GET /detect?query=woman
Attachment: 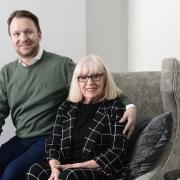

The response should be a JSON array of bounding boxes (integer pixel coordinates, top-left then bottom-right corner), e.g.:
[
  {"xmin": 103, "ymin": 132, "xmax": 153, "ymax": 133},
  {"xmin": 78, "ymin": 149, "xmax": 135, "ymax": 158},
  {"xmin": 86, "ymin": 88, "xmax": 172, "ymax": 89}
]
[{"xmin": 26, "ymin": 55, "xmax": 129, "ymax": 180}]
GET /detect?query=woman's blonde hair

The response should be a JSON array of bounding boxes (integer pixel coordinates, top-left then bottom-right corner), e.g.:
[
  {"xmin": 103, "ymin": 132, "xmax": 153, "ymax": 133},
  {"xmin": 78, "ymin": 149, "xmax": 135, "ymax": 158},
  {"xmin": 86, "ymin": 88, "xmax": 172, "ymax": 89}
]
[{"xmin": 67, "ymin": 55, "xmax": 122, "ymax": 102}]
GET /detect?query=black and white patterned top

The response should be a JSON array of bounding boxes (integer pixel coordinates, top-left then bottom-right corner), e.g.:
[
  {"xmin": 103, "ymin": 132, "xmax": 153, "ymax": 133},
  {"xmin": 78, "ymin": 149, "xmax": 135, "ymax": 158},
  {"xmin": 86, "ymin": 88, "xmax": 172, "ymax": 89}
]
[{"xmin": 45, "ymin": 97, "xmax": 129, "ymax": 179}]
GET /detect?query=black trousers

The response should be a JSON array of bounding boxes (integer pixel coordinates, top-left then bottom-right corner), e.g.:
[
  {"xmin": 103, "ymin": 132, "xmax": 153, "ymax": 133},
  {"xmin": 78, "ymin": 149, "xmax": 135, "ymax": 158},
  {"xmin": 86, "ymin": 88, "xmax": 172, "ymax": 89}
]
[{"xmin": 26, "ymin": 162, "xmax": 108, "ymax": 180}]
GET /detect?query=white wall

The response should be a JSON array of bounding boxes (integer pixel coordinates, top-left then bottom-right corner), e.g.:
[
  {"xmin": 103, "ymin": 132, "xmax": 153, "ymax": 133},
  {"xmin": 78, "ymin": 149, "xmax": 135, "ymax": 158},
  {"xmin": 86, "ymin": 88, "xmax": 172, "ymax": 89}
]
[
  {"xmin": 0, "ymin": 0, "xmax": 86, "ymax": 68},
  {"xmin": 86, "ymin": 0, "xmax": 180, "ymax": 72},
  {"xmin": 86, "ymin": 0, "xmax": 128, "ymax": 72},
  {"xmin": 0, "ymin": 0, "xmax": 85, "ymax": 144},
  {"xmin": 128, "ymin": 0, "xmax": 180, "ymax": 71}
]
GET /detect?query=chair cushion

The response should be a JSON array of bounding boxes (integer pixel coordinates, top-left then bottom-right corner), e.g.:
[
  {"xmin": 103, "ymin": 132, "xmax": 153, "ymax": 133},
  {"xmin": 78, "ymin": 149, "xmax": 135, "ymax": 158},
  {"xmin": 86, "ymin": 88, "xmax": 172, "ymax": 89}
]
[{"xmin": 129, "ymin": 112, "xmax": 173, "ymax": 178}]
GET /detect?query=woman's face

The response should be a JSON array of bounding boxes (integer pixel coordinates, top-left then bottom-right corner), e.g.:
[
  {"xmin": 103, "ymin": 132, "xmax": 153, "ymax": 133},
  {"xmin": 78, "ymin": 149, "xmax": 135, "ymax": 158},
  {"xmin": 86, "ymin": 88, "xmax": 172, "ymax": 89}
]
[{"xmin": 78, "ymin": 73, "xmax": 105, "ymax": 104}]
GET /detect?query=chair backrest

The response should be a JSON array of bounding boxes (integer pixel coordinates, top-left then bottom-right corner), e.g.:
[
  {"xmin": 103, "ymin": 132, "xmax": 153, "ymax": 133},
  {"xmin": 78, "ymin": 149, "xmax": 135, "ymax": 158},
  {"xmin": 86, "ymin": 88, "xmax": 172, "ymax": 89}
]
[
  {"xmin": 112, "ymin": 71, "xmax": 163, "ymax": 123},
  {"xmin": 112, "ymin": 58, "xmax": 180, "ymax": 179}
]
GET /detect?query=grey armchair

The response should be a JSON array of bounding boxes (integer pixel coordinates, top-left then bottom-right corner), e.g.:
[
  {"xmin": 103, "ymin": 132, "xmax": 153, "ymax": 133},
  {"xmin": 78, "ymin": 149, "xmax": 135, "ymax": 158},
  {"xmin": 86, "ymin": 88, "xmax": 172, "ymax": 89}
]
[{"xmin": 112, "ymin": 58, "xmax": 180, "ymax": 180}]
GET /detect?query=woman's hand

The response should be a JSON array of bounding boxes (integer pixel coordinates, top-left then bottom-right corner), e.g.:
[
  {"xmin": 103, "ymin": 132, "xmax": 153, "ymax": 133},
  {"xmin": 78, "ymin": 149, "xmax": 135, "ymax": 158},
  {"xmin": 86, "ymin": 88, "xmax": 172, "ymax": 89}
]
[
  {"xmin": 48, "ymin": 168, "xmax": 60, "ymax": 180},
  {"xmin": 57, "ymin": 160, "xmax": 100, "ymax": 170},
  {"xmin": 48, "ymin": 159, "xmax": 61, "ymax": 180}
]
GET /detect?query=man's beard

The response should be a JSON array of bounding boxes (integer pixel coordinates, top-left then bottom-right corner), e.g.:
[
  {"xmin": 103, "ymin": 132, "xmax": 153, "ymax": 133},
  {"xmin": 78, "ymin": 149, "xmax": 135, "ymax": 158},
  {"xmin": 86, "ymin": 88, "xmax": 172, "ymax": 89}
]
[{"xmin": 17, "ymin": 45, "xmax": 39, "ymax": 59}]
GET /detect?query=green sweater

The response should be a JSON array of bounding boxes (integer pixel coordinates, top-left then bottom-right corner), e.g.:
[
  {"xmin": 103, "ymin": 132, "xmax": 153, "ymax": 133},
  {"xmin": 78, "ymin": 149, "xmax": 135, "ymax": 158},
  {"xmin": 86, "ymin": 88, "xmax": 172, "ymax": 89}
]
[
  {"xmin": 0, "ymin": 50, "xmax": 132, "ymax": 138},
  {"xmin": 0, "ymin": 51, "xmax": 75, "ymax": 138}
]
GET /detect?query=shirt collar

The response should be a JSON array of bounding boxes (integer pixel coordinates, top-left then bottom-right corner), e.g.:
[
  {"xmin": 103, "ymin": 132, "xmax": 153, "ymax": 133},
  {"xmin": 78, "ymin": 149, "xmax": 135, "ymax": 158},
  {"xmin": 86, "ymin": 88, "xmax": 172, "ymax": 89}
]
[{"xmin": 19, "ymin": 47, "xmax": 44, "ymax": 66}]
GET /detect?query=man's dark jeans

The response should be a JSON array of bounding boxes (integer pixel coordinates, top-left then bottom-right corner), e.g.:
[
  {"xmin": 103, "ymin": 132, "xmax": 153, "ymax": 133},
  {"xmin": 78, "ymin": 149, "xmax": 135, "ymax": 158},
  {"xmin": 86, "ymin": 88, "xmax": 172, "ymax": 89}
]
[{"xmin": 0, "ymin": 135, "xmax": 47, "ymax": 180}]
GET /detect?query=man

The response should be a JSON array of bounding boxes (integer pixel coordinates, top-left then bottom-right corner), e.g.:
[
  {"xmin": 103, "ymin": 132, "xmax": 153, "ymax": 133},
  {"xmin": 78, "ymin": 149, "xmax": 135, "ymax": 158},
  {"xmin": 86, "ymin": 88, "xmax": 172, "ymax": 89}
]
[{"xmin": 0, "ymin": 10, "xmax": 136, "ymax": 180}]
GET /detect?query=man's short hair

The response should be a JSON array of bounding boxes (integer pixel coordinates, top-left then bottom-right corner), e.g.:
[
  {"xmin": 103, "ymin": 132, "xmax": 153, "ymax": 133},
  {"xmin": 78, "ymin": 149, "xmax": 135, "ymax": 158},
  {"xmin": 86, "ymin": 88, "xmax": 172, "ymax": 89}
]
[{"xmin": 7, "ymin": 10, "xmax": 41, "ymax": 35}]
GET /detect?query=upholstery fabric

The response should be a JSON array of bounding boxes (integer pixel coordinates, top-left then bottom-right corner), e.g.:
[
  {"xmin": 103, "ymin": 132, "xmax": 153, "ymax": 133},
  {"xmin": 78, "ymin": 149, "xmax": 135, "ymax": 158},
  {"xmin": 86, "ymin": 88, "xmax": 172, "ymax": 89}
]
[
  {"xmin": 112, "ymin": 58, "xmax": 179, "ymax": 180},
  {"xmin": 164, "ymin": 169, "xmax": 180, "ymax": 180},
  {"xmin": 129, "ymin": 112, "xmax": 173, "ymax": 178}
]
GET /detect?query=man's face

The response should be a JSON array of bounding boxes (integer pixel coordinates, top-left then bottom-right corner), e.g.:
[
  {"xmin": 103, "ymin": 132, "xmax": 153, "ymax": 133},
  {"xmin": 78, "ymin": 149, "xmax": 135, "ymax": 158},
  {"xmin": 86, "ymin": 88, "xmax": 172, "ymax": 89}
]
[{"xmin": 9, "ymin": 17, "xmax": 42, "ymax": 59}]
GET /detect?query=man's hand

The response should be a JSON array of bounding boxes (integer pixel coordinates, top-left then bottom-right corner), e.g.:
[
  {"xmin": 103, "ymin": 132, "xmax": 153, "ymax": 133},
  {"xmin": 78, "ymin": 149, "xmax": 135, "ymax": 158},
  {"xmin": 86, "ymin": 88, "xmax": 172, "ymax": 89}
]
[{"xmin": 120, "ymin": 107, "xmax": 137, "ymax": 139}]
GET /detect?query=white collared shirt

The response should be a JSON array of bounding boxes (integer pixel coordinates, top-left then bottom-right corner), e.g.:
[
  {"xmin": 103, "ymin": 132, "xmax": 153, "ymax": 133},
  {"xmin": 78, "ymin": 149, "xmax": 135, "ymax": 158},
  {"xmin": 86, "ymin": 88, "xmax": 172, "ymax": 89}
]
[{"xmin": 18, "ymin": 47, "xmax": 43, "ymax": 66}]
